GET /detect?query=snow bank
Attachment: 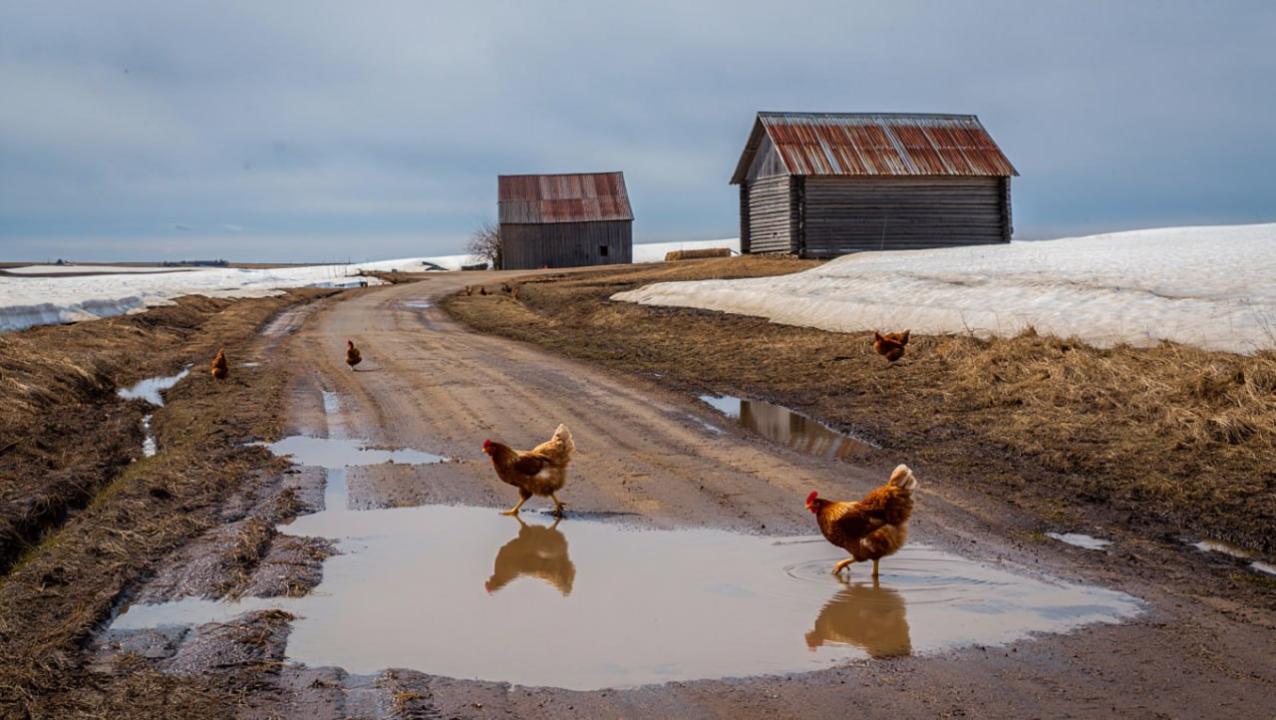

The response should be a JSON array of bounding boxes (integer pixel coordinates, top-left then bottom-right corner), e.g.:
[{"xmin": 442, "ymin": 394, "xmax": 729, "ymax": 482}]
[
  {"xmin": 0, "ymin": 240, "xmax": 739, "ymax": 333},
  {"xmin": 613, "ymin": 224, "xmax": 1276, "ymax": 355},
  {"xmin": 3, "ymin": 264, "xmax": 201, "ymax": 275},
  {"xmin": 0, "ymin": 262, "xmax": 395, "ymax": 332}
]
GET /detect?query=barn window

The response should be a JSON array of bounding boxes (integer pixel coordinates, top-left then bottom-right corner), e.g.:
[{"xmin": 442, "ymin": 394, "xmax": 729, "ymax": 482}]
[{"xmin": 599, "ymin": 245, "xmax": 609, "ymax": 257}]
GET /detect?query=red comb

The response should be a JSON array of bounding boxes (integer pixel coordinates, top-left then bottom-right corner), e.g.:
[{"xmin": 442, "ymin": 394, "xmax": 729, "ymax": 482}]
[{"xmin": 806, "ymin": 490, "xmax": 819, "ymax": 504}]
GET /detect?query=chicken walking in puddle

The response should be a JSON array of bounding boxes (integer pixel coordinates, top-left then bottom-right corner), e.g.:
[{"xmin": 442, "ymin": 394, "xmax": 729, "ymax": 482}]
[
  {"xmin": 482, "ymin": 424, "xmax": 575, "ymax": 517},
  {"xmin": 807, "ymin": 464, "xmax": 918, "ymax": 577}
]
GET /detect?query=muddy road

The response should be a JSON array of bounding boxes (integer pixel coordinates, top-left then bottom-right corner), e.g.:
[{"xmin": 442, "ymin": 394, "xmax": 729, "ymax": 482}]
[{"xmin": 102, "ymin": 274, "xmax": 1276, "ymax": 719}]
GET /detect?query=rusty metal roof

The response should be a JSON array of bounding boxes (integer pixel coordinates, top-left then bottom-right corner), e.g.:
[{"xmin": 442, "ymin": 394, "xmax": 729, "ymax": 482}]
[
  {"xmin": 498, "ymin": 172, "xmax": 633, "ymax": 224},
  {"xmin": 731, "ymin": 112, "xmax": 1017, "ymax": 183}
]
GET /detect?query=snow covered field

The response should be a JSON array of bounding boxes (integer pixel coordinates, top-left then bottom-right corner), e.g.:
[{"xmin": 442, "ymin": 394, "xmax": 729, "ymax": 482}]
[
  {"xmin": 613, "ymin": 224, "xmax": 1276, "ymax": 355},
  {"xmin": 0, "ymin": 239, "xmax": 739, "ymax": 333}
]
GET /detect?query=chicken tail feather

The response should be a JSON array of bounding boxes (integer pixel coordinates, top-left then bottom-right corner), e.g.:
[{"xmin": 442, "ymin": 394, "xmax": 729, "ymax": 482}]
[
  {"xmin": 888, "ymin": 464, "xmax": 917, "ymax": 493},
  {"xmin": 552, "ymin": 423, "xmax": 575, "ymax": 454}
]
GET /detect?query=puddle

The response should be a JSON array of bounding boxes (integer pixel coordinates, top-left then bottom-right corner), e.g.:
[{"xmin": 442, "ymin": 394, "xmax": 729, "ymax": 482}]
[
  {"xmin": 113, "ymin": 474, "xmax": 1142, "ymax": 690},
  {"xmin": 241, "ymin": 362, "xmax": 261, "ymax": 368},
  {"xmin": 1191, "ymin": 539, "xmax": 1276, "ymax": 577},
  {"xmin": 117, "ymin": 368, "xmax": 191, "ymax": 406},
  {"xmin": 690, "ymin": 415, "xmax": 725, "ymax": 434},
  {"xmin": 1192, "ymin": 539, "xmax": 1251, "ymax": 559},
  {"xmin": 699, "ymin": 395, "xmax": 875, "ymax": 460},
  {"xmin": 1046, "ymin": 532, "xmax": 1111, "ymax": 551},
  {"xmin": 321, "ymin": 391, "xmax": 341, "ymax": 416},
  {"xmin": 141, "ymin": 414, "xmax": 157, "ymax": 458},
  {"xmin": 400, "ymin": 300, "xmax": 433, "ymax": 309},
  {"xmin": 261, "ymin": 435, "xmax": 448, "ymax": 469}
]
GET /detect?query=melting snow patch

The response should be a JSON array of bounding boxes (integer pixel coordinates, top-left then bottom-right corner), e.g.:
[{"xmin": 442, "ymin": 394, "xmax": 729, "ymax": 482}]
[{"xmin": 614, "ymin": 224, "xmax": 1276, "ymax": 354}]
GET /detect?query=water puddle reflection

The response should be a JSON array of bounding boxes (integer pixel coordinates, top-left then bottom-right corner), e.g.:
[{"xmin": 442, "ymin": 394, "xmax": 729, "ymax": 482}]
[
  {"xmin": 141, "ymin": 414, "xmax": 157, "ymax": 458},
  {"xmin": 113, "ymin": 483, "xmax": 1142, "ymax": 689},
  {"xmin": 117, "ymin": 367, "xmax": 191, "ymax": 406},
  {"xmin": 1192, "ymin": 538, "xmax": 1276, "ymax": 577},
  {"xmin": 699, "ymin": 395, "xmax": 874, "ymax": 460},
  {"xmin": 261, "ymin": 435, "xmax": 448, "ymax": 468},
  {"xmin": 1046, "ymin": 532, "xmax": 1111, "ymax": 551}
]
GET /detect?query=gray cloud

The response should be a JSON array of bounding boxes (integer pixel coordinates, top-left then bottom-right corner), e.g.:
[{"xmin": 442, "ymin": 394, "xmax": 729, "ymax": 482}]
[{"xmin": 1, "ymin": 0, "xmax": 1274, "ymax": 261}]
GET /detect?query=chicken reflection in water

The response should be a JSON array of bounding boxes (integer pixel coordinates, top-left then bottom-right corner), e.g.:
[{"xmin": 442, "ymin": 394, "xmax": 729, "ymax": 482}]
[
  {"xmin": 805, "ymin": 579, "xmax": 912, "ymax": 658},
  {"xmin": 485, "ymin": 517, "xmax": 576, "ymax": 596}
]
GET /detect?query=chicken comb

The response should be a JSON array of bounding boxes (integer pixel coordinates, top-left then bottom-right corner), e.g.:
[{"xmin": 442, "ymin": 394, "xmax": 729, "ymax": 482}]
[{"xmin": 805, "ymin": 490, "xmax": 819, "ymax": 504}]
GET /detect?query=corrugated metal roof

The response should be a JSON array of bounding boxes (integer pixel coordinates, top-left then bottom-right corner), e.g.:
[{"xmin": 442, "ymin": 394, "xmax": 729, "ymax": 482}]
[
  {"xmin": 498, "ymin": 172, "xmax": 633, "ymax": 224},
  {"xmin": 731, "ymin": 112, "xmax": 1018, "ymax": 183}
]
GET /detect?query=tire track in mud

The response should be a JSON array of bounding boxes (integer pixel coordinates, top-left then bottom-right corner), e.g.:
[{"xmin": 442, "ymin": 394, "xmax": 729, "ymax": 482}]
[{"xmin": 286, "ymin": 277, "xmax": 864, "ymax": 533}]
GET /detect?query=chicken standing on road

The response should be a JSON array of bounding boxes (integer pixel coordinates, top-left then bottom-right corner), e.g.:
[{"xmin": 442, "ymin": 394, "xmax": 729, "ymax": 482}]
[
  {"xmin": 345, "ymin": 340, "xmax": 362, "ymax": 371},
  {"xmin": 482, "ymin": 424, "xmax": 575, "ymax": 517}
]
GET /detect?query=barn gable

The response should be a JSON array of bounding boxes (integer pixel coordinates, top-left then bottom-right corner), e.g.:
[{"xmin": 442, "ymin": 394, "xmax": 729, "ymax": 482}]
[{"xmin": 497, "ymin": 171, "xmax": 634, "ymax": 270}]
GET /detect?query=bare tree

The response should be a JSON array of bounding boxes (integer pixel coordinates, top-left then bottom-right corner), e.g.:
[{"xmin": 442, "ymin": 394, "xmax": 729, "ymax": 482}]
[{"xmin": 468, "ymin": 221, "xmax": 503, "ymax": 269}]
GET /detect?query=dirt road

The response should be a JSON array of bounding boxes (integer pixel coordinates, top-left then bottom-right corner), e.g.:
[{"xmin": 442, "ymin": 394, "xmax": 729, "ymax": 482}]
[{"xmin": 113, "ymin": 275, "xmax": 1276, "ymax": 719}]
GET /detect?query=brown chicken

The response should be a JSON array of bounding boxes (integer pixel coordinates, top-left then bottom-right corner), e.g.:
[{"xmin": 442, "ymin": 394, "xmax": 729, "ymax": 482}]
[
  {"xmin": 806, "ymin": 464, "xmax": 918, "ymax": 577},
  {"xmin": 482, "ymin": 424, "xmax": 575, "ymax": 517},
  {"xmin": 210, "ymin": 348, "xmax": 229, "ymax": 381},
  {"xmin": 345, "ymin": 340, "xmax": 362, "ymax": 371},
  {"xmin": 872, "ymin": 330, "xmax": 910, "ymax": 362}
]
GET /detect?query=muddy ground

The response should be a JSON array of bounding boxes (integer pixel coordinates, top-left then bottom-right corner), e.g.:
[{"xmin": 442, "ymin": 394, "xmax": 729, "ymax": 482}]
[{"xmin": 3, "ymin": 267, "xmax": 1275, "ymax": 719}]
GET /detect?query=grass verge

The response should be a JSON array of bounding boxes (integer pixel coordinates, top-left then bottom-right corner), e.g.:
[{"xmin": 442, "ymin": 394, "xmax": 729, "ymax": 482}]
[{"xmin": 0, "ymin": 290, "xmax": 331, "ymax": 718}]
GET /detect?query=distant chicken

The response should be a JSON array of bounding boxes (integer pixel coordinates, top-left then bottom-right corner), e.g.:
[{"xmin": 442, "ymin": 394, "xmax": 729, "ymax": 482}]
[
  {"xmin": 807, "ymin": 464, "xmax": 918, "ymax": 577},
  {"xmin": 482, "ymin": 424, "xmax": 575, "ymax": 517},
  {"xmin": 345, "ymin": 340, "xmax": 362, "ymax": 371},
  {"xmin": 872, "ymin": 330, "xmax": 910, "ymax": 363},
  {"xmin": 210, "ymin": 348, "xmax": 229, "ymax": 381}
]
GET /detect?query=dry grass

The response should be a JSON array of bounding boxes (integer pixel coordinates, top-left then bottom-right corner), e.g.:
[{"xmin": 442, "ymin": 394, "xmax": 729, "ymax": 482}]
[
  {"xmin": 0, "ymin": 290, "xmax": 331, "ymax": 718},
  {"xmin": 445, "ymin": 257, "xmax": 1276, "ymax": 556}
]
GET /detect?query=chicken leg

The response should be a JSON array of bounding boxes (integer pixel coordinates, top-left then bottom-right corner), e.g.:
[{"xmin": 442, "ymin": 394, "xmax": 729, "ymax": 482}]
[
  {"xmin": 833, "ymin": 558, "xmax": 855, "ymax": 576},
  {"xmin": 501, "ymin": 489, "xmax": 532, "ymax": 516},
  {"xmin": 871, "ymin": 559, "xmax": 881, "ymax": 578},
  {"xmin": 550, "ymin": 493, "xmax": 567, "ymax": 518}
]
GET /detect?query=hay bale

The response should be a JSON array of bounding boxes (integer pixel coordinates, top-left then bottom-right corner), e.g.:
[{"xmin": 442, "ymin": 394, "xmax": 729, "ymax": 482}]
[{"xmin": 664, "ymin": 248, "xmax": 732, "ymax": 262}]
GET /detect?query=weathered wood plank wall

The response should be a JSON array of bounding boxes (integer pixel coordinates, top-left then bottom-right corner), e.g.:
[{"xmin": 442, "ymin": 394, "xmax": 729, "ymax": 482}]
[{"xmin": 500, "ymin": 220, "xmax": 633, "ymax": 269}]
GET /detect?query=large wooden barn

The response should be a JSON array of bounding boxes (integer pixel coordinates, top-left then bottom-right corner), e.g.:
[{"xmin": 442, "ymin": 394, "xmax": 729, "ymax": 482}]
[
  {"xmin": 497, "ymin": 172, "xmax": 634, "ymax": 269},
  {"xmin": 731, "ymin": 112, "xmax": 1018, "ymax": 257}
]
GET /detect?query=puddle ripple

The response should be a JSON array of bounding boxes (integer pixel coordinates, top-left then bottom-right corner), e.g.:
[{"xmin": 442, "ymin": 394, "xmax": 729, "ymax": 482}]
[
  {"xmin": 700, "ymin": 395, "xmax": 874, "ymax": 460},
  {"xmin": 113, "ymin": 495, "xmax": 1142, "ymax": 689}
]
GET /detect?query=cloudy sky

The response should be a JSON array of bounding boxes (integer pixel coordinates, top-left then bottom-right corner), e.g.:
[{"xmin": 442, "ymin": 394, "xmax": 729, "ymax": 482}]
[{"xmin": 1, "ymin": 1, "xmax": 1273, "ymax": 262}]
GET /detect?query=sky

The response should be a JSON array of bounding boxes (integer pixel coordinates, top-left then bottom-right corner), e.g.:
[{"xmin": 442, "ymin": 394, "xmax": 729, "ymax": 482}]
[{"xmin": 1, "ymin": 1, "xmax": 1274, "ymax": 263}]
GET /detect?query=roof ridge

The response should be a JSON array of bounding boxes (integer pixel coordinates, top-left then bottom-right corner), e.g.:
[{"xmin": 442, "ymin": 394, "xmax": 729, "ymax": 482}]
[{"xmin": 498, "ymin": 171, "xmax": 624, "ymax": 179}]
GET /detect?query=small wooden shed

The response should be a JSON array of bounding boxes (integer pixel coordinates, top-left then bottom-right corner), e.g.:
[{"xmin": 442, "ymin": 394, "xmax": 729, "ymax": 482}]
[
  {"xmin": 731, "ymin": 112, "xmax": 1018, "ymax": 257},
  {"xmin": 497, "ymin": 172, "xmax": 634, "ymax": 270}
]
